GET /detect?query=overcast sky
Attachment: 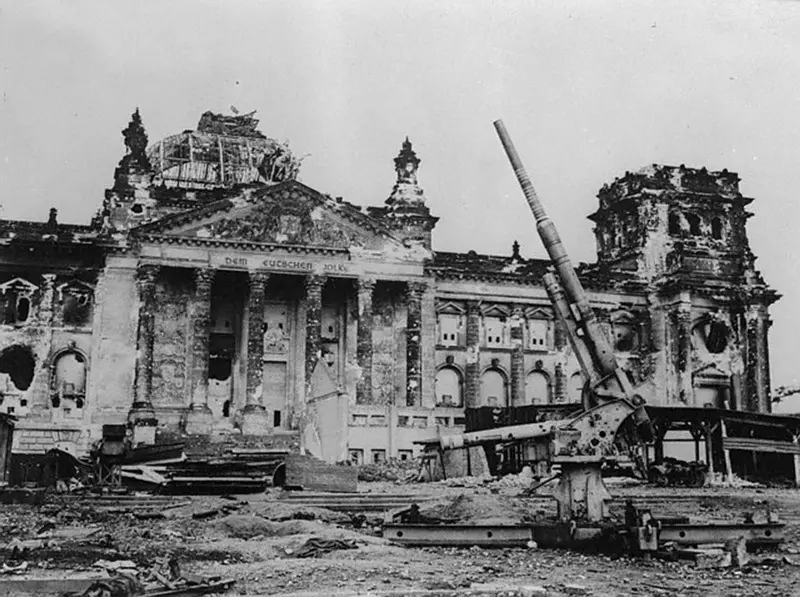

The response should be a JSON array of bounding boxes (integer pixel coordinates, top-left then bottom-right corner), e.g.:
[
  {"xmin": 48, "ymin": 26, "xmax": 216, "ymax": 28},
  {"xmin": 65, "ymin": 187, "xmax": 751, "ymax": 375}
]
[{"xmin": 2, "ymin": 0, "xmax": 800, "ymax": 403}]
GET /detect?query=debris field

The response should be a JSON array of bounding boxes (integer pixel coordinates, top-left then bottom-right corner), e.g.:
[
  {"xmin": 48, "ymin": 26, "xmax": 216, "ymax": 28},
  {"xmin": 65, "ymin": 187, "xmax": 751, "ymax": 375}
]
[{"xmin": 1, "ymin": 478, "xmax": 799, "ymax": 597}]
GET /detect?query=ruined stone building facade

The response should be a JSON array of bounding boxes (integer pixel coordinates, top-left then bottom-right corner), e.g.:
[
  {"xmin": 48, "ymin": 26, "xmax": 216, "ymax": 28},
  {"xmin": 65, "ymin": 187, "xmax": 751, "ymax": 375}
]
[{"xmin": 0, "ymin": 111, "xmax": 778, "ymax": 464}]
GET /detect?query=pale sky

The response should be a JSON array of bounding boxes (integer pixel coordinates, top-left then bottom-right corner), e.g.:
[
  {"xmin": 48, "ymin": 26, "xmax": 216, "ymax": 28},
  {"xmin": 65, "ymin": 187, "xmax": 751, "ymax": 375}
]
[{"xmin": 2, "ymin": 0, "xmax": 800, "ymax": 403}]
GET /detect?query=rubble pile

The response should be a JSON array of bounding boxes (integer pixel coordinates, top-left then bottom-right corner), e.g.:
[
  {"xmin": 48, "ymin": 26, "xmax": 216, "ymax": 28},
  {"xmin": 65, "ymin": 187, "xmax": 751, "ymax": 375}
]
[
  {"xmin": 357, "ymin": 457, "xmax": 421, "ymax": 483},
  {"xmin": 418, "ymin": 493, "xmax": 531, "ymax": 526}
]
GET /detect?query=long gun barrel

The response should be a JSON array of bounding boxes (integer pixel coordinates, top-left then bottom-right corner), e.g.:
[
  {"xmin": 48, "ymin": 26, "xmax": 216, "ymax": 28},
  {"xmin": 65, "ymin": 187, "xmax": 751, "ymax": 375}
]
[{"xmin": 493, "ymin": 120, "xmax": 618, "ymax": 378}]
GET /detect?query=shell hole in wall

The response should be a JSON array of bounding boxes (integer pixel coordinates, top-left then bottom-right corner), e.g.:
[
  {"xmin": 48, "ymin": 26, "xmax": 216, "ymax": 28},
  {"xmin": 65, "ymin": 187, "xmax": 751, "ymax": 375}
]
[{"xmin": 0, "ymin": 345, "xmax": 35, "ymax": 391}]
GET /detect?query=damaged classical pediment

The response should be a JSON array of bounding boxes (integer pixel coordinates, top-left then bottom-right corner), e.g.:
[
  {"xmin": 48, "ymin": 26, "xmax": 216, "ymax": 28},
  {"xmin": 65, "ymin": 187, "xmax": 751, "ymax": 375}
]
[{"xmin": 135, "ymin": 180, "xmax": 409, "ymax": 253}]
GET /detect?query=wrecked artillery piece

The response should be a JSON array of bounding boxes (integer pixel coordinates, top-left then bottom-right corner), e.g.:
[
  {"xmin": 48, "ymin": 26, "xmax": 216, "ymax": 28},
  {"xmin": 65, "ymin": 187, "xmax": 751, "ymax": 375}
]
[{"xmin": 411, "ymin": 120, "xmax": 785, "ymax": 556}]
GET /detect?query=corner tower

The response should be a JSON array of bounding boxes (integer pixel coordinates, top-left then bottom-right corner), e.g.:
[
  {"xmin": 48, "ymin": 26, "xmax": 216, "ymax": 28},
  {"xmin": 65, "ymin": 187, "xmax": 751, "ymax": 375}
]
[{"xmin": 588, "ymin": 164, "xmax": 778, "ymax": 412}]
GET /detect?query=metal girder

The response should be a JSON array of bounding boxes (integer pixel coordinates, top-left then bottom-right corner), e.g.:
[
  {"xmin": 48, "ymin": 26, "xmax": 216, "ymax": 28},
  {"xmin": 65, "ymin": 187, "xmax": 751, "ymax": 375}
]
[
  {"xmin": 383, "ymin": 521, "xmax": 786, "ymax": 551},
  {"xmin": 658, "ymin": 523, "xmax": 784, "ymax": 546},
  {"xmin": 383, "ymin": 523, "xmax": 613, "ymax": 550},
  {"xmin": 383, "ymin": 524, "xmax": 535, "ymax": 547}
]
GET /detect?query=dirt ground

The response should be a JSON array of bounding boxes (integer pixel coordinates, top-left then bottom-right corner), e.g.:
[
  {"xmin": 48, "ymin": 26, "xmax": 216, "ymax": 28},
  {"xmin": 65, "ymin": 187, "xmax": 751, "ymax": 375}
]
[{"xmin": 1, "ymin": 480, "xmax": 800, "ymax": 597}]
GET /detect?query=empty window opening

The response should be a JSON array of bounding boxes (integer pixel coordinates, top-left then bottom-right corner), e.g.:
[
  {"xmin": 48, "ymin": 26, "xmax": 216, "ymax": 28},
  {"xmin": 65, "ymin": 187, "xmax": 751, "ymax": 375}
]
[
  {"xmin": 711, "ymin": 217, "xmax": 723, "ymax": 240},
  {"xmin": 16, "ymin": 297, "xmax": 30, "ymax": 323},
  {"xmin": 668, "ymin": 212, "xmax": 681, "ymax": 235},
  {"xmin": 273, "ymin": 410, "xmax": 281, "ymax": 427},
  {"xmin": 525, "ymin": 371, "xmax": 550, "ymax": 405},
  {"xmin": 63, "ymin": 293, "xmax": 92, "ymax": 326},
  {"xmin": 686, "ymin": 213, "xmax": 701, "ymax": 235},
  {"xmin": 398, "ymin": 450, "xmax": 413, "ymax": 461},
  {"xmin": 51, "ymin": 350, "xmax": 87, "ymax": 418},
  {"xmin": 222, "ymin": 400, "xmax": 231, "ymax": 418},
  {"xmin": 372, "ymin": 449, "xmax": 386, "ymax": 464},
  {"xmin": 0, "ymin": 345, "xmax": 35, "ymax": 392},
  {"xmin": 700, "ymin": 321, "xmax": 729, "ymax": 354},
  {"xmin": 568, "ymin": 372, "xmax": 585, "ymax": 402},
  {"xmin": 435, "ymin": 366, "xmax": 463, "ymax": 407},
  {"xmin": 480, "ymin": 368, "xmax": 507, "ymax": 407},
  {"xmin": 349, "ymin": 449, "xmax": 364, "ymax": 465},
  {"xmin": 612, "ymin": 321, "xmax": 638, "ymax": 352}
]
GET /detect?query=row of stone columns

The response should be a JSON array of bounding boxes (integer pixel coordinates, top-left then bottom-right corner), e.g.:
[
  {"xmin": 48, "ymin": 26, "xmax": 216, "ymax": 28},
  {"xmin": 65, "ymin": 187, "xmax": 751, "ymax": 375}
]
[{"xmin": 128, "ymin": 264, "xmax": 431, "ymax": 434}]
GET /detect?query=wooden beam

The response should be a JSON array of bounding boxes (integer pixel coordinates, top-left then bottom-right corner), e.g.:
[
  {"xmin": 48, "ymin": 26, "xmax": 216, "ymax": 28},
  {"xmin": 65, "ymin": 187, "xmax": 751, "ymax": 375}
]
[{"xmin": 722, "ymin": 437, "xmax": 800, "ymax": 455}]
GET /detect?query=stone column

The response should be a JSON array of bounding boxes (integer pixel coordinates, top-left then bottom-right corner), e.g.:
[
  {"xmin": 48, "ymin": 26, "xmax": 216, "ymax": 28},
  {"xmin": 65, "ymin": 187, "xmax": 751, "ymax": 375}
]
[
  {"xmin": 405, "ymin": 281, "xmax": 425, "ymax": 406},
  {"xmin": 241, "ymin": 272, "xmax": 270, "ymax": 435},
  {"xmin": 128, "ymin": 264, "xmax": 160, "ymax": 442},
  {"xmin": 510, "ymin": 305, "xmax": 525, "ymax": 406},
  {"xmin": 185, "ymin": 268, "xmax": 215, "ymax": 434},
  {"xmin": 356, "ymin": 278, "xmax": 376, "ymax": 404},
  {"xmin": 464, "ymin": 300, "xmax": 481, "ymax": 408},
  {"xmin": 304, "ymin": 275, "xmax": 327, "ymax": 392}
]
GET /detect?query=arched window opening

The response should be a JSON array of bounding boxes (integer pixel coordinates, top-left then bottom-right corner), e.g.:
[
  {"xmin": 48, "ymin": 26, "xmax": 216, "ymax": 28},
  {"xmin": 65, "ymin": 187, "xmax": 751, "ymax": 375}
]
[
  {"xmin": 612, "ymin": 318, "xmax": 639, "ymax": 352},
  {"xmin": 435, "ymin": 366, "xmax": 463, "ymax": 407},
  {"xmin": 668, "ymin": 212, "xmax": 681, "ymax": 235},
  {"xmin": 568, "ymin": 372, "xmax": 585, "ymax": 402},
  {"xmin": 525, "ymin": 371, "xmax": 550, "ymax": 405},
  {"xmin": 51, "ymin": 349, "xmax": 87, "ymax": 418},
  {"xmin": 480, "ymin": 368, "xmax": 507, "ymax": 407},
  {"xmin": 711, "ymin": 217, "xmax": 723, "ymax": 240},
  {"xmin": 694, "ymin": 320, "xmax": 729, "ymax": 354},
  {"xmin": 686, "ymin": 213, "xmax": 701, "ymax": 235}
]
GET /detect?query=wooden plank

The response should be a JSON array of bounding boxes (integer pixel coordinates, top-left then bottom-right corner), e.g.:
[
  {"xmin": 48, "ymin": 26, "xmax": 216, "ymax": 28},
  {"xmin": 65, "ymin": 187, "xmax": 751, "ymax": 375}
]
[
  {"xmin": 283, "ymin": 454, "xmax": 357, "ymax": 493},
  {"xmin": 723, "ymin": 437, "xmax": 800, "ymax": 455}
]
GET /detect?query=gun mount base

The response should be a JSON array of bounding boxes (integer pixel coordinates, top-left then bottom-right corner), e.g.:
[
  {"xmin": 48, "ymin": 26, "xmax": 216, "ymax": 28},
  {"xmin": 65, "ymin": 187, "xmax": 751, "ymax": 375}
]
[{"xmin": 552, "ymin": 459, "xmax": 613, "ymax": 523}]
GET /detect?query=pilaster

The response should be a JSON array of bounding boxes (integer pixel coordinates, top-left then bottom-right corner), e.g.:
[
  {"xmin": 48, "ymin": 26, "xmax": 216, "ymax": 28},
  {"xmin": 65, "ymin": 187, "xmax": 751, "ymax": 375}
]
[
  {"xmin": 510, "ymin": 305, "xmax": 525, "ymax": 406},
  {"xmin": 464, "ymin": 300, "xmax": 481, "ymax": 408}
]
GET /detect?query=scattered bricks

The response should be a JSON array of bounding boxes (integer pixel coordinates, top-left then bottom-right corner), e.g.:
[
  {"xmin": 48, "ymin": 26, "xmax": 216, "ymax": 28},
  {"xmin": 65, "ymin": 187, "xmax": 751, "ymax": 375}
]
[{"xmin": 562, "ymin": 584, "xmax": 591, "ymax": 596}]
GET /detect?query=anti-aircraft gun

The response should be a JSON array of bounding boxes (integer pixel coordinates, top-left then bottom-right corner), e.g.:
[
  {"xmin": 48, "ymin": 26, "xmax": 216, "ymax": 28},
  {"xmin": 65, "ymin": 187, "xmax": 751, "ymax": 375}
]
[{"xmin": 426, "ymin": 121, "xmax": 655, "ymax": 524}]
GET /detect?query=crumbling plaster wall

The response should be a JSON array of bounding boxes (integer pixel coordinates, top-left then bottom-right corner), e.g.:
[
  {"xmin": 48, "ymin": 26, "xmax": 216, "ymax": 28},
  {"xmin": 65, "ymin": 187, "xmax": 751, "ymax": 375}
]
[{"xmin": 86, "ymin": 258, "xmax": 139, "ymax": 424}]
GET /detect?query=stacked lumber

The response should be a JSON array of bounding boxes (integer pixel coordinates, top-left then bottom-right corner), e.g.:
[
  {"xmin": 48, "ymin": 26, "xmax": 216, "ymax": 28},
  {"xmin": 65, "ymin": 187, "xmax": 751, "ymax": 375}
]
[{"xmin": 122, "ymin": 448, "xmax": 289, "ymax": 494}]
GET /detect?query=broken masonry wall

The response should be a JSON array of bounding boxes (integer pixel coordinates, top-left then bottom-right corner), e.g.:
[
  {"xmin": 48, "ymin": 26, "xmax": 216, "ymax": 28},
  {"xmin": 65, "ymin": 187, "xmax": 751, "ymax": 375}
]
[
  {"xmin": 86, "ymin": 257, "xmax": 139, "ymax": 430},
  {"xmin": 2, "ymin": 274, "xmax": 97, "ymax": 455}
]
